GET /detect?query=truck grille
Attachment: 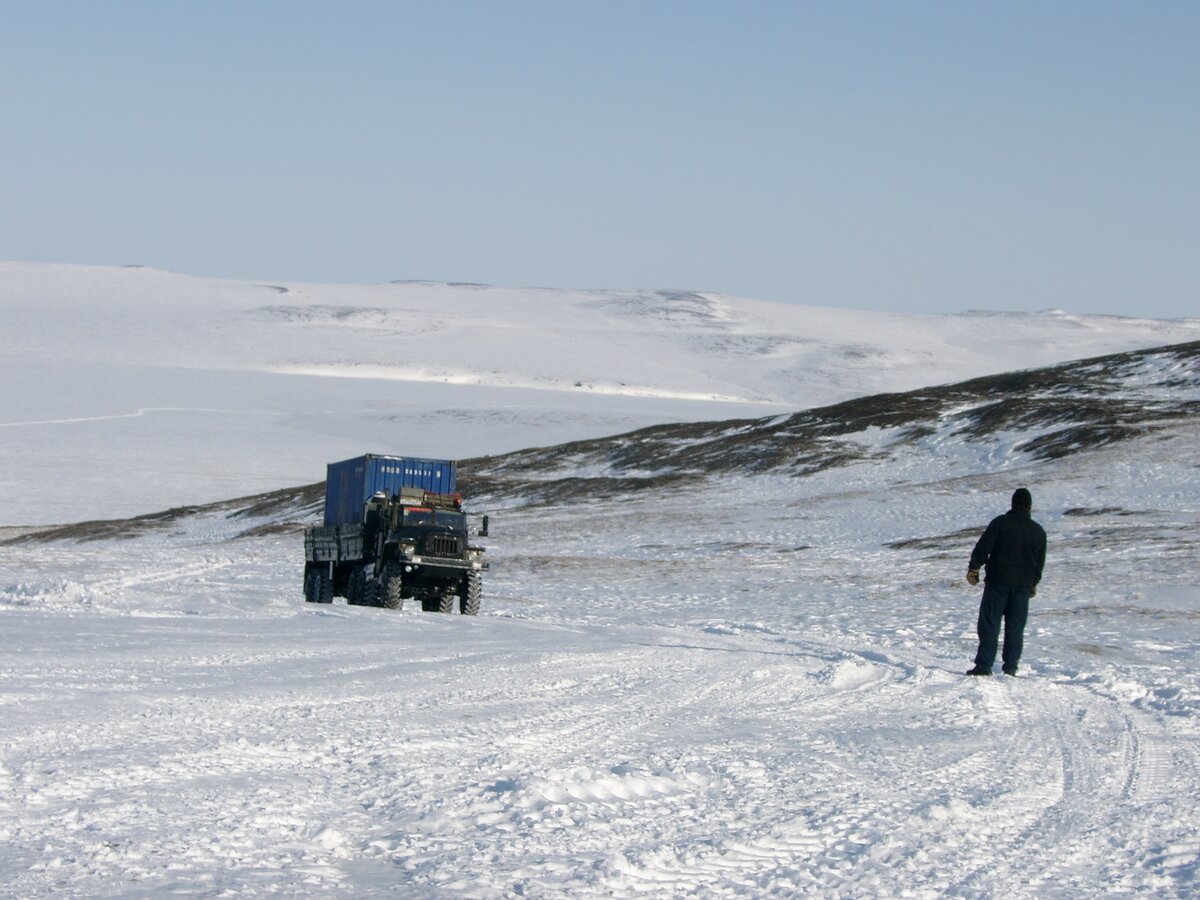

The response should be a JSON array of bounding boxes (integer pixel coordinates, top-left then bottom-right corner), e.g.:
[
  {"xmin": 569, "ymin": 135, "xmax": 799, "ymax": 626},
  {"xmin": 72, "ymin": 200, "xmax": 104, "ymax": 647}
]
[{"xmin": 425, "ymin": 534, "xmax": 463, "ymax": 558}]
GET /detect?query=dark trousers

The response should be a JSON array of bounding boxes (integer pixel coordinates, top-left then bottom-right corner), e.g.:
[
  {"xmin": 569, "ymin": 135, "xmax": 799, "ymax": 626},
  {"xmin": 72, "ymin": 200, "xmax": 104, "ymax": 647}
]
[{"xmin": 974, "ymin": 584, "xmax": 1031, "ymax": 672}]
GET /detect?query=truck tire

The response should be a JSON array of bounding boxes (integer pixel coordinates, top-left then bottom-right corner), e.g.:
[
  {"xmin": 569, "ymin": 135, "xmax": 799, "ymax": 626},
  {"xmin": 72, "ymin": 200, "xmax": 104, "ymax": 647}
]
[
  {"xmin": 460, "ymin": 572, "xmax": 481, "ymax": 616},
  {"xmin": 349, "ymin": 567, "xmax": 377, "ymax": 606},
  {"xmin": 382, "ymin": 565, "xmax": 404, "ymax": 610},
  {"xmin": 304, "ymin": 569, "xmax": 316, "ymax": 603},
  {"xmin": 315, "ymin": 569, "xmax": 333, "ymax": 604},
  {"xmin": 361, "ymin": 575, "xmax": 380, "ymax": 607},
  {"xmin": 436, "ymin": 590, "xmax": 454, "ymax": 614}
]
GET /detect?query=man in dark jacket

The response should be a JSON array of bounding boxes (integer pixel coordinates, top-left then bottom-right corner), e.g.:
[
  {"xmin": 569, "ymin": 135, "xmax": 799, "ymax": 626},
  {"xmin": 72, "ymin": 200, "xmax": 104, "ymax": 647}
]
[{"xmin": 965, "ymin": 488, "xmax": 1046, "ymax": 676}]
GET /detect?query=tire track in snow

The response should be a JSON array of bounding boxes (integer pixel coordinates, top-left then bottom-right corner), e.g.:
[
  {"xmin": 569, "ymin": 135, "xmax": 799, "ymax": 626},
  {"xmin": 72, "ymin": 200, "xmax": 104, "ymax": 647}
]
[
  {"xmin": 584, "ymin": 621, "xmax": 1183, "ymax": 897},
  {"xmin": 578, "ymin": 629, "xmax": 1007, "ymax": 895},
  {"xmin": 1122, "ymin": 706, "xmax": 1199, "ymax": 805},
  {"xmin": 344, "ymin": 640, "xmax": 739, "ymax": 890},
  {"xmin": 1112, "ymin": 704, "xmax": 1200, "ymax": 890},
  {"xmin": 941, "ymin": 675, "xmax": 1200, "ymax": 896},
  {"xmin": 282, "ymin": 627, "xmax": 863, "ymax": 894}
]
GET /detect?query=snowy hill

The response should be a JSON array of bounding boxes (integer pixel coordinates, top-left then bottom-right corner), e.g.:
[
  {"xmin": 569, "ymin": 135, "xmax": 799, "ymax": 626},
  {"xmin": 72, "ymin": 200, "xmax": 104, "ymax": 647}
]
[
  {"xmin": 3, "ymin": 339, "xmax": 1198, "ymax": 896},
  {"xmin": 464, "ymin": 339, "xmax": 1200, "ymax": 499},
  {"xmin": 3, "ymin": 261, "xmax": 1200, "ymax": 524}
]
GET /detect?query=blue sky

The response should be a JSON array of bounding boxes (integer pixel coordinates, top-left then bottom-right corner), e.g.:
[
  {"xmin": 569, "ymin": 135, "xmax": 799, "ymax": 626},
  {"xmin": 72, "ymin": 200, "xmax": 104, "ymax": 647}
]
[{"xmin": 3, "ymin": 1, "xmax": 1197, "ymax": 316}]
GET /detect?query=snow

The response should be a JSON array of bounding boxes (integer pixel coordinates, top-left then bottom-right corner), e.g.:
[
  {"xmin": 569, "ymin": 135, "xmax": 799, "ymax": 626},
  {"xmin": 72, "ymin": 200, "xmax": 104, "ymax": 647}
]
[
  {"xmin": 4, "ymin": 261, "xmax": 1199, "ymax": 524},
  {"xmin": 1, "ymin": 263, "xmax": 1199, "ymax": 896}
]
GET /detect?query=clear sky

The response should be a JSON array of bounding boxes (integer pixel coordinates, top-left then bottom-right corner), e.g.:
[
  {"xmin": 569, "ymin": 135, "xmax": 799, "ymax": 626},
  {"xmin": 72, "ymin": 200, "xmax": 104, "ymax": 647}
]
[{"xmin": 3, "ymin": 1, "xmax": 1197, "ymax": 317}]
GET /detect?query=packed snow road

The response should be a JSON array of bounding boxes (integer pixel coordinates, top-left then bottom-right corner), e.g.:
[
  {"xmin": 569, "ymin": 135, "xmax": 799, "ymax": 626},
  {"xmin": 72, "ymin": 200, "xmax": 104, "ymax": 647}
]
[{"xmin": 4, "ymin": 427, "xmax": 1200, "ymax": 897}]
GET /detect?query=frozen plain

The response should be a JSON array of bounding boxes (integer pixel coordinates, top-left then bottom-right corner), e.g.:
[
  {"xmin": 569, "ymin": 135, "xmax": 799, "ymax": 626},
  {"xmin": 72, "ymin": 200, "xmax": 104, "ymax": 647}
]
[{"xmin": 1, "ymin": 265, "xmax": 1199, "ymax": 897}]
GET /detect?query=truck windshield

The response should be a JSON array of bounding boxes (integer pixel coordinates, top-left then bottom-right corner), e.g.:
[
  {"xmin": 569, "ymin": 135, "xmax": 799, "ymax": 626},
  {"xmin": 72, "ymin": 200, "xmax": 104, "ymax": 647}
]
[{"xmin": 402, "ymin": 508, "xmax": 465, "ymax": 530}]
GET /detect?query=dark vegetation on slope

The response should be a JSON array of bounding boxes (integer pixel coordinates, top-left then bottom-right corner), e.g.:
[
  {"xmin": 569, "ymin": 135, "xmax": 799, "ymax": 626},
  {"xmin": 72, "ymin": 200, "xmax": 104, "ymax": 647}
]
[
  {"xmin": 2, "ymin": 485, "xmax": 325, "ymax": 545},
  {"xmin": 5, "ymin": 340, "xmax": 1198, "ymax": 544},
  {"xmin": 459, "ymin": 339, "xmax": 1200, "ymax": 504}
]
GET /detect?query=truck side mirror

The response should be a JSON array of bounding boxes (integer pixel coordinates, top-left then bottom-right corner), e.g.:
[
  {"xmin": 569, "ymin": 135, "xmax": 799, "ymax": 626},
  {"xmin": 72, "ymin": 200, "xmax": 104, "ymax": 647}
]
[{"xmin": 480, "ymin": 515, "xmax": 489, "ymax": 537}]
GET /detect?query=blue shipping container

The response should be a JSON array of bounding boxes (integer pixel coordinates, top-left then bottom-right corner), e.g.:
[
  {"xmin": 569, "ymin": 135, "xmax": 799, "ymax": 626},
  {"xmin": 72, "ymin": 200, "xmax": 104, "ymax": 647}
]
[{"xmin": 323, "ymin": 454, "xmax": 458, "ymax": 526}]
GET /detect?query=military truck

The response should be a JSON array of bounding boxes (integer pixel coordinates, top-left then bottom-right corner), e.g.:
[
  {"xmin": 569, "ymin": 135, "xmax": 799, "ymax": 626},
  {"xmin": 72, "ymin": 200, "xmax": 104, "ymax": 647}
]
[{"xmin": 303, "ymin": 454, "xmax": 488, "ymax": 614}]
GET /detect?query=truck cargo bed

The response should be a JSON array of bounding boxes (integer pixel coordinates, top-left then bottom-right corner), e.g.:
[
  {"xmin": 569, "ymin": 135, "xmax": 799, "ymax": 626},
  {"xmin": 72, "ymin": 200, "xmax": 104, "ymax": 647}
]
[{"xmin": 304, "ymin": 524, "xmax": 365, "ymax": 562}]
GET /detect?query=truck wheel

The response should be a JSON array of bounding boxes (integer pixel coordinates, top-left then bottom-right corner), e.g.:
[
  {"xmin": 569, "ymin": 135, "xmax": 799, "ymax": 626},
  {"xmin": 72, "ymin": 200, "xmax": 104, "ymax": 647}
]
[
  {"xmin": 303, "ymin": 570, "xmax": 316, "ymax": 603},
  {"xmin": 436, "ymin": 590, "xmax": 454, "ymax": 614},
  {"xmin": 361, "ymin": 575, "xmax": 380, "ymax": 607},
  {"xmin": 315, "ymin": 569, "xmax": 333, "ymax": 604},
  {"xmin": 460, "ymin": 573, "xmax": 481, "ymax": 616},
  {"xmin": 349, "ymin": 567, "xmax": 378, "ymax": 606},
  {"xmin": 382, "ymin": 566, "xmax": 404, "ymax": 611}
]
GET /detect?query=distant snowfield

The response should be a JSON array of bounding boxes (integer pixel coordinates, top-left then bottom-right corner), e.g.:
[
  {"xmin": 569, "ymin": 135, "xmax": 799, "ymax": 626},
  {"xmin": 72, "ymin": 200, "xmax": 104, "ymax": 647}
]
[{"xmin": 3, "ymin": 261, "xmax": 1199, "ymax": 523}]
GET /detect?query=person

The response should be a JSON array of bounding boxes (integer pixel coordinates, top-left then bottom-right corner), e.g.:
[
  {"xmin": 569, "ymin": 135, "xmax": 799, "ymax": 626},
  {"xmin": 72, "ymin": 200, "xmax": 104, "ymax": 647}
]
[{"xmin": 964, "ymin": 488, "xmax": 1046, "ymax": 676}]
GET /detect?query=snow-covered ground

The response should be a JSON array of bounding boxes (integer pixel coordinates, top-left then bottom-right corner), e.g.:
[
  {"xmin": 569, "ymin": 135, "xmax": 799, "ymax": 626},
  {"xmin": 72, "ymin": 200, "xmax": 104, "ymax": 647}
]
[
  {"xmin": 3, "ymin": 261, "xmax": 1199, "ymax": 523},
  {"xmin": 1, "ymin": 263, "xmax": 1198, "ymax": 896},
  {"xmin": 2, "ymin": 408, "xmax": 1198, "ymax": 896}
]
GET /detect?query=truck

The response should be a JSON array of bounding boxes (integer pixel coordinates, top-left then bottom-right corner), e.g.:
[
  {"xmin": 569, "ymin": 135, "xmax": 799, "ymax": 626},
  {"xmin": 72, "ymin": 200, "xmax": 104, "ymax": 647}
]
[{"xmin": 303, "ymin": 454, "xmax": 489, "ymax": 614}]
